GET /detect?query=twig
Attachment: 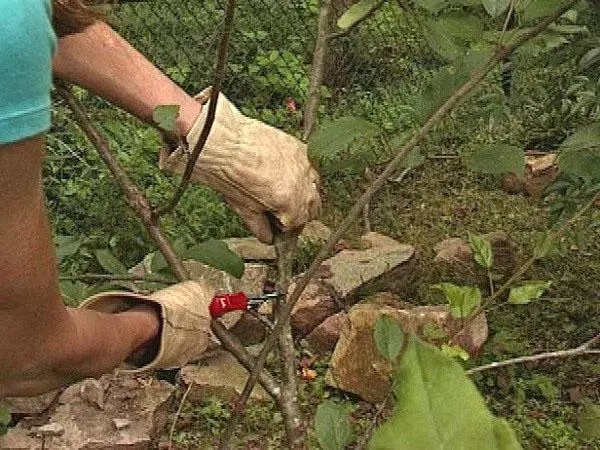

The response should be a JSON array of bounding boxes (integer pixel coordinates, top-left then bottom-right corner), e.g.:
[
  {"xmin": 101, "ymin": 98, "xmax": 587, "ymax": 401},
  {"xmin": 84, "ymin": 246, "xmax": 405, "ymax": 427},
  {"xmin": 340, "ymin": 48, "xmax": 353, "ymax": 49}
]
[
  {"xmin": 303, "ymin": 0, "xmax": 333, "ymax": 141},
  {"xmin": 153, "ymin": 0, "xmax": 236, "ymax": 217},
  {"xmin": 219, "ymin": 2, "xmax": 580, "ymax": 444},
  {"xmin": 168, "ymin": 382, "xmax": 193, "ymax": 450},
  {"xmin": 59, "ymin": 273, "xmax": 177, "ymax": 284},
  {"xmin": 56, "ymin": 80, "xmax": 281, "ymax": 403},
  {"xmin": 273, "ymin": 232, "xmax": 303, "ymax": 448},
  {"xmin": 55, "ymin": 81, "xmax": 189, "ymax": 281},
  {"xmin": 467, "ymin": 333, "xmax": 600, "ymax": 375},
  {"xmin": 355, "ymin": 387, "xmax": 393, "ymax": 450},
  {"xmin": 498, "ymin": 0, "xmax": 517, "ymax": 46},
  {"xmin": 329, "ymin": 0, "xmax": 385, "ymax": 39}
]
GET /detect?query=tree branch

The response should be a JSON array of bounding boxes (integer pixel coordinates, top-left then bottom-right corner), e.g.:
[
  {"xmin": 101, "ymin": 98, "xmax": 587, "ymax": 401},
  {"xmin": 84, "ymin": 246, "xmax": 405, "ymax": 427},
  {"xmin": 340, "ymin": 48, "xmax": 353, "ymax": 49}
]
[
  {"xmin": 59, "ymin": 273, "xmax": 177, "ymax": 284},
  {"xmin": 218, "ymin": 1, "xmax": 580, "ymax": 443},
  {"xmin": 467, "ymin": 333, "xmax": 600, "ymax": 375},
  {"xmin": 153, "ymin": 0, "xmax": 236, "ymax": 217}
]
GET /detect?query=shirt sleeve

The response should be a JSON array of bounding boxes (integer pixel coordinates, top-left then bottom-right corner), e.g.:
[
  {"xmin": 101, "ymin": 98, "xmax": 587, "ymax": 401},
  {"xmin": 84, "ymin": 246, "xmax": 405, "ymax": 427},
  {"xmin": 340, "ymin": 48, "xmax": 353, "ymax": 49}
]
[{"xmin": 0, "ymin": 0, "xmax": 57, "ymax": 145}]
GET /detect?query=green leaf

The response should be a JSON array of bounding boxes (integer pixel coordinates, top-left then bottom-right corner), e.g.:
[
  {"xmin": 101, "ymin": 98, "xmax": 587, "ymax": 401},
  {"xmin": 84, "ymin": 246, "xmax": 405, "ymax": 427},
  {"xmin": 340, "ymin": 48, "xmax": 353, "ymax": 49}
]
[
  {"xmin": 481, "ymin": 0, "xmax": 510, "ymax": 17},
  {"xmin": 441, "ymin": 343, "xmax": 470, "ymax": 360},
  {"xmin": 558, "ymin": 124, "xmax": 600, "ymax": 181},
  {"xmin": 337, "ymin": 0, "xmax": 380, "ymax": 31},
  {"xmin": 580, "ymin": 47, "xmax": 600, "ymax": 70},
  {"xmin": 369, "ymin": 337, "xmax": 522, "ymax": 449},
  {"xmin": 414, "ymin": 0, "xmax": 448, "ymax": 13},
  {"xmin": 424, "ymin": 13, "xmax": 484, "ymax": 61},
  {"xmin": 54, "ymin": 235, "xmax": 82, "ymax": 262},
  {"xmin": 388, "ymin": 134, "xmax": 425, "ymax": 168},
  {"xmin": 184, "ymin": 239, "xmax": 245, "ymax": 279},
  {"xmin": 465, "ymin": 144, "xmax": 525, "ymax": 179},
  {"xmin": 308, "ymin": 116, "xmax": 381, "ymax": 163},
  {"xmin": 152, "ymin": 104, "xmax": 180, "ymax": 132},
  {"xmin": 533, "ymin": 231, "xmax": 558, "ymax": 260},
  {"xmin": 508, "ymin": 281, "xmax": 552, "ymax": 304},
  {"xmin": 314, "ymin": 400, "xmax": 354, "ymax": 450},
  {"xmin": 468, "ymin": 233, "xmax": 493, "ymax": 269},
  {"xmin": 374, "ymin": 315, "xmax": 405, "ymax": 361},
  {"xmin": 0, "ymin": 406, "xmax": 10, "ymax": 436},
  {"xmin": 95, "ymin": 249, "xmax": 128, "ymax": 275},
  {"xmin": 60, "ymin": 280, "xmax": 89, "ymax": 305},
  {"xmin": 431, "ymin": 283, "xmax": 482, "ymax": 319},
  {"xmin": 519, "ymin": 0, "xmax": 565, "ymax": 24},
  {"xmin": 578, "ymin": 402, "xmax": 600, "ymax": 440}
]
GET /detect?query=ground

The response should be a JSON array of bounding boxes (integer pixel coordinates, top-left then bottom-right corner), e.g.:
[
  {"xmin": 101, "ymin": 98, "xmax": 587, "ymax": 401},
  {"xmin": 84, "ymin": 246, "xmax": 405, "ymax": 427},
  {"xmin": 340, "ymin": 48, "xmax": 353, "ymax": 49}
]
[{"xmin": 166, "ymin": 159, "xmax": 600, "ymax": 449}]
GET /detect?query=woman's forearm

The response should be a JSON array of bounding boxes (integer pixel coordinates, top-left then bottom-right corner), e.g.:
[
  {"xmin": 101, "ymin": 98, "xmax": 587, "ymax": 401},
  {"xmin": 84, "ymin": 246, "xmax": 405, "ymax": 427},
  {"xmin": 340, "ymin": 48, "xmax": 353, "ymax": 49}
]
[{"xmin": 52, "ymin": 21, "xmax": 201, "ymax": 135}]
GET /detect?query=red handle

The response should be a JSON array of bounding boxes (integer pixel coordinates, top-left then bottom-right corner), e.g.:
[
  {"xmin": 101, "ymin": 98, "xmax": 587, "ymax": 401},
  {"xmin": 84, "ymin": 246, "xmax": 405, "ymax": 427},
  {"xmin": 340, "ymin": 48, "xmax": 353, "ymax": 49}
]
[{"xmin": 209, "ymin": 292, "xmax": 249, "ymax": 318}]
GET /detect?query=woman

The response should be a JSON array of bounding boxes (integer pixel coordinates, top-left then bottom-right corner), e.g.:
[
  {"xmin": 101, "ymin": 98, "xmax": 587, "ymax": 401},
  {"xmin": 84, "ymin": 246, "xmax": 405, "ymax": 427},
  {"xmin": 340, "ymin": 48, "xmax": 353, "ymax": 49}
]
[{"xmin": 0, "ymin": 0, "xmax": 320, "ymax": 397}]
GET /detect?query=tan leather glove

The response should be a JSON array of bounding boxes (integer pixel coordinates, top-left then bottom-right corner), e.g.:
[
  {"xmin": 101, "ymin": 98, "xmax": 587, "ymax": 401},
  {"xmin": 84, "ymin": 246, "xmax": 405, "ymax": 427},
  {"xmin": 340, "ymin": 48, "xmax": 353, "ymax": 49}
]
[
  {"xmin": 159, "ymin": 88, "xmax": 322, "ymax": 244},
  {"xmin": 79, "ymin": 281, "xmax": 239, "ymax": 373}
]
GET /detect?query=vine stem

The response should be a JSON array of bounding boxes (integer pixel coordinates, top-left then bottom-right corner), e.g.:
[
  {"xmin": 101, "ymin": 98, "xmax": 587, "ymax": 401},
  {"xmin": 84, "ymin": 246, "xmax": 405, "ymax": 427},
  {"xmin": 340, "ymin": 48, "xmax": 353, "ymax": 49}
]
[
  {"xmin": 219, "ymin": 3, "xmax": 579, "ymax": 445},
  {"xmin": 467, "ymin": 333, "xmax": 600, "ymax": 375}
]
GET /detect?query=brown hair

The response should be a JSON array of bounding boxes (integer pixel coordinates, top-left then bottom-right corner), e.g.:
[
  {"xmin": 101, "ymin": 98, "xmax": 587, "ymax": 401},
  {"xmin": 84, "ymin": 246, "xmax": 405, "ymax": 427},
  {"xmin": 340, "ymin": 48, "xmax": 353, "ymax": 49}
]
[{"xmin": 52, "ymin": 0, "xmax": 101, "ymax": 37}]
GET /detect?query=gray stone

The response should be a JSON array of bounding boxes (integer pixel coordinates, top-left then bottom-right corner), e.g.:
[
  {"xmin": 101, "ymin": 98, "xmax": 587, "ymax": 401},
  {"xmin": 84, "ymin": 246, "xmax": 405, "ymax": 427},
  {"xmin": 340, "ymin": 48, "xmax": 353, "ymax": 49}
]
[
  {"xmin": 327, "ymin": 302, "xmax": 488, "ymax": 403},
  {"xmin": 305, "ymin": 313, "xmax": 349, "ymax": 354},
  {"xmin": 0, "ymin": 390, "xmax": 58, "ymax": 416},
  {"xmin": 222, "ymin": 237, "xmax": 276, "ymax": 260},
  {"xmin": 112, "ymin": 418, "xmax": 131, "ymax": 430},
  {"xmin": 181, "ymin": 350, "xmax": 268, "ymax": 404},
  {"xmin": 290, "ymin": 281, "xmax": 338, "ymax": 338},
  {"xmin": 2, "ymin": 374, "xmax": 174, "ymax": 450},
  {"xmin": 32, "ymin": 423, "xmax": 64, "ymax": 438}
]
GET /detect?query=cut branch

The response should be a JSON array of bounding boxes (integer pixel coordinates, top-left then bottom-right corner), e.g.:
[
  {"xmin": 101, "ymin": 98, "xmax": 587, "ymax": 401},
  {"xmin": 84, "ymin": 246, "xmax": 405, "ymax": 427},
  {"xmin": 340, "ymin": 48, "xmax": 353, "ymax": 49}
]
[
  {"xmin": 219, "ymin": 1, "xmax": 580, "ymax": 442},
  {"xmin": 467, "ymin": 333, "xmax": 600, "ymax": 375},
  {"xmin": 153, "ymin": 0, "xmax": 236, "ymax": 217},
  {"xmin": 59, "ymin": 273, "xmax": 177, "ymax": 284}
]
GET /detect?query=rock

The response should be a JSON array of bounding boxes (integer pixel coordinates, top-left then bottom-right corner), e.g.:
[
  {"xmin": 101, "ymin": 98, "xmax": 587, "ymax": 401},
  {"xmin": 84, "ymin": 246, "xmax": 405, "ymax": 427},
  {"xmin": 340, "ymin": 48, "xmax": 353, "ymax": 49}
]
[
  {"xmin": 0, "ymin": 427, "xmax": 39, "ymax": 449},
  {"xmin": 79, "ymin": 378, "xmax": 105, "ymax": 410},
  {"xmin": 318, "ymin": 235, "xmax": 414, "ymax": 298},
  {"xmin": 300, "ymin": 220, "xmax": 331, "ymax": 243},
  {"xmin": 228, "ymin": 312, "xmax": 267, "ymax": 345},
  {"xmin": 2, "ymin": 374, "xmax": 174, "ymax": 450},
  {"xmin": 184, "ymin": 261, "xmax": 269, "ymax": 296},
  {"xmin": 501, "ymin": 153, "xmax": 559, "ymax": 199},
  {"xmin": 327, "ymin": 302, "xmax": 488, "ymax": 403},
  {"xmin": 222, "ymin": 237, "xmax": 276, "ymax": 260},
  {"xmin": 181, "ymin": 350, "xmax": 268, "ymax": 404},
  {"xmin": 433, "ymin": 238, "xmax": 473, "ymax": 266},
  {"xmin": 290, "ymin": 281, "xmax": 338, "ymax": 337},
  {"xmin": 360, "ymin": 232, "xmax": 404, "ymax": 250},
  {"xmin": 112, "ymin": 418, "xmax": 131, "ymax": 430},
  {"xmin": 305, "ymin": 313, "xmax": 349, "ymax": 354},
  {"xmin": 0, "ymin": 390, "xmax": 58, "ymax": 417}
]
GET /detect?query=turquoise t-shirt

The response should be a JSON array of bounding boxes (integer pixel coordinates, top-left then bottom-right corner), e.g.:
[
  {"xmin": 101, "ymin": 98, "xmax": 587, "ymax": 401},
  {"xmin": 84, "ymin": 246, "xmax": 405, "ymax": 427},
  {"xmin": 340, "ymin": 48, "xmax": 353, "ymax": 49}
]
[{"xmin": 0, "ymin": 0, "xmax": 57, "ymax": 145}]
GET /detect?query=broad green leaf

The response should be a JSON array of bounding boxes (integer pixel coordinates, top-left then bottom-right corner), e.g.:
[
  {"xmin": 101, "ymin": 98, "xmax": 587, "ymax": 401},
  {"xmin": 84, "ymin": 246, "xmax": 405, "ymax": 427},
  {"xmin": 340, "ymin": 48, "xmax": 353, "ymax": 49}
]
[
  {"xmin": 465, "ymin": 144, "xmax": 525, "ymax": 179},
  {"xmin": 374, "ymin": 315, "xmax": 405, "ymax": 361},
  {"xmin": 184, "ymin": 239, "xmax": 245, "ymax": 279},
  {"xmin": 388, "ymin": 134, "xmax": 425, "ymax": 168},
  {"xmin": 424, "ymin": 13, "xmax": 484, "ymax": 61},
  {"xmin": 150, "ymin": 251, "xmax": 169, "ymax": 273},
  {"xmin": 0, "ymin": 406, "xmax": 10, "ymax": 436},
  {"xmin": 468, "ymin": 233, "xmax": 493, "ymax": 269},
  {"xmin": 431, "ymin": 283, "xmax": 482, "ymax": 318},
  {"xmin": 308, "ymin": 117, "xmax": 381, "ymax": 163},
  {"xmin": 54, "ymin": 235, "xmax": 82, "ymax": 262},
  {"xmin": 414, "ymin": 65, "xmax": 470, "ymax": 122},
  {"xmin": 60, "ymin": 280, "xmax": 89, "ymax": 305},
  {"xmin": 414, "ymin": 0, "xmax": 448, "ymax": 13},
  {"xmin": 519, "ymin": 0, "xmax": 566, "ymax": 24},
  {"xmin": 314, "ymin": 400, "xmax": 354, "ymax": 450},
  {"xmin": 95, "ymin": 249, "xmax": 128, "ymax": 275},
  {"xmin": 337, "ymin": 0, "xmax": 380, "ymax": 31},
  {"xmin": 533, "ymin": 231, "xmax": 558, "ymax": 260},
  {"xmin": 152, "ymin": 105, "xmax": 180, "ymax": 132},
  {"xmin": 481, "ymin": 0, "xmax": 510, "ymax": 18},
  {"xmin": 578, "ymin": 402, "xmax": 600, "ymax": 440},
  {"xmin": 580, "ymin": 47, "xmax": 600, "ymax": 70},
  {"xmin": 369, "ymin": 337, "xmax": 522, "ymax": 449},
  {"xmin": 508, "ymin": 281, "xmax": 552, "ymax": 304},
  {"xmin": 441, "ymin": 343, "xmax": 470, "ymax": 360},
  {"xmin": 559, "ymin": 124, "xmax": 600, "ymax": 181}
]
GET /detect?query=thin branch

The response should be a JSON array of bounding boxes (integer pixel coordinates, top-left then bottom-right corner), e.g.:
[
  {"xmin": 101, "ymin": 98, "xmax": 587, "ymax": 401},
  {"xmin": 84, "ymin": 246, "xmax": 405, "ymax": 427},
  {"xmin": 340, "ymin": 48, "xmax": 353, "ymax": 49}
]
[
  {"xmin": 153, "ymin": 0, "xmax": 236, "ymax": 217},
  {"xmin": 219, "ymin": 1, "xmax": 580, "ymax": 442},
  {"xmin": 355, "ymin": 387, "xmax": 393, "ymax": 450},
  {"xmin": 329, "ymin": 1, "xmax": 385, "ymax": 39},
  {"xmin": 303, "ymin": 0, "xmax": 333, "ymax": 141},
  {"xmin": 55, "ymin": 81, "xmax": 189, "ymax": 281},
  {"xmin": 56, "ymin": 80, "xmax": 281, "ymax": 404},
  {"xmin": 168, "ymin": 382, "xmax": 193, "ymax": 450},
  {"xmin": 498, "ymin": 0, "xmax": 517, "ymax": 46},
  {"xmin": 467, "ymin": 333, "xmax": 600, "ymax": 375},
  {"xmin": 59, "ymin": 273, "xmax": 177, "ymax": 284}
]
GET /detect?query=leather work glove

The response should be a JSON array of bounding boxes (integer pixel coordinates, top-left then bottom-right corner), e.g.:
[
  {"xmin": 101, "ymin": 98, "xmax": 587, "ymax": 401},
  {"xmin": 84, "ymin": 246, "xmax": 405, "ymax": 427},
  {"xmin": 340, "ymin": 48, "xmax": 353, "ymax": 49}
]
[
  {"xmin": 159, "ymin": 88, "xmax": 322, "ymax": 244},
  {"xmin": 79, "ymin": 281, "xmax": 239, "ymax": 373}
]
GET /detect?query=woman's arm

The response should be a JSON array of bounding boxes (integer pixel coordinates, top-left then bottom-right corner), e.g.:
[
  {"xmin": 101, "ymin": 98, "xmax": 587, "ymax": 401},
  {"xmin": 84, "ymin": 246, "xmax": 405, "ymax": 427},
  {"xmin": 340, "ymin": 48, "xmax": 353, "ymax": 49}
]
[{"xmin": 52, "ymin": 21, "xmax": 201, "ymax": 136}]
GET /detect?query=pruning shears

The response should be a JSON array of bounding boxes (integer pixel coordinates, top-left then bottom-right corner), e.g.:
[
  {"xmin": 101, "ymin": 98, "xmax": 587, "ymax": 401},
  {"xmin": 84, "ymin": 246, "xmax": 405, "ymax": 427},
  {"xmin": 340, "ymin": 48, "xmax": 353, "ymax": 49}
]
[{"xmin": 209, "ymin": 291, "xmax": 282, "ymax": 319}]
